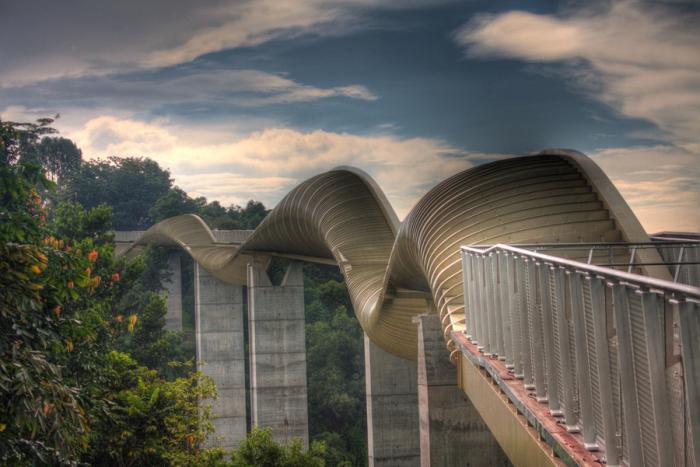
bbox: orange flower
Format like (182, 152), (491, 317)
(85, 267), (92, 275)
(67, 281), (74, 289)
(52, 306), (62, 317)
(127, 314), (138, 332)
(87, 250), (98, 262)
(115, 315), (124, 323)
(43, 403), (51, 415)
(111, 272), (120, 282)
(29, 265), (42, 274)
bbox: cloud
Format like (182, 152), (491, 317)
(591, 145), (700, 233)
(454, 1), (700, 149)
(0, 0), (454, 86)
(0, 69), (377, 114)
(454, 1), (700, 233)
(66, 115), (489, 217)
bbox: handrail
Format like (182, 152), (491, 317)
(462, 244), (700, 298)
(460, 243), (700, 466)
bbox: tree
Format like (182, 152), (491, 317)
(303, 265), (367, 466)
(0, 117), (57, 166)
(149, 187), (204, 224)
(0, 126), (88, 463)
(84, 352), (217, 467)
(230, 427), (326, 467)
(63, 157), (172, 230)
(35, 137), (82, 184)
(0, 120), (223, 465)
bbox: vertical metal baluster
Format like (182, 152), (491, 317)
(510, 254), (523, 376)
(612, 283), (643, 467)
(590, 276), (619, 465)
(527, 261), (547, 402)
(481, 254), (492, 355)
(570, 271), (598, 450)
(627, 247), (636, 274)
(462, 252), (473, 340)
(471, 253), (481, 345)
(639, 290), (675, 464)
(674, 247), (685, 283)
(539, 263), (560, 413)
(477, 255), (488, 353)
(472, 254), (482, 348)
(500, 252), (514, 366)
(518, 258), (533, 386)
(485, 254), (496, 357)
(491, 253), (504, 359)
(554, 267), (579, 432)
(679, 299), (700, 466)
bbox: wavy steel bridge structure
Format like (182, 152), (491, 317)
(125, 150), (661, 359)
(122, 149), (700, 465)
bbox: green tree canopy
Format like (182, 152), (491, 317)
(63, 157), (172, 230)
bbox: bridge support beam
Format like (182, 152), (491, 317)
(414, 314), (509, 467)
(163, 251), (183, 331)
(194, 264), (247, 449)
(365, 337), (421, 467)
(247, 261), (309, 447)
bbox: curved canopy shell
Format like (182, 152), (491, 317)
(123, 150), (666, 360)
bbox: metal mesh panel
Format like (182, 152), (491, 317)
(548, 267), (565, 410)
(629, 290), (659, 466)
(582, 278), (605, 445)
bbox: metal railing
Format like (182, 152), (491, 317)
(469, 241), (700, 286)
(461, 244), (700, 467)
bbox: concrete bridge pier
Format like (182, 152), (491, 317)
(247, 261), (309, 447)
(194, 264), (247, 449)
(365, 336), (421, 466)
(163, 251), (183, 331)
(414, 314), (509, 467)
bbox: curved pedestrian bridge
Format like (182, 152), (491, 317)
(117, 149), (700, 466)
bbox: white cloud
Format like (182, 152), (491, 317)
(63, 115), (700, 232)
(0, 0), (454, 86)
(0, 69), (377, 112)
(454, 1), (700, 149)
(591, 145), (700, 233)
(66, 115), (485, 217)
(454, 1), (700, 233)
(0, 105), (55, 122)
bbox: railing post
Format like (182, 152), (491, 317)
(589, 276), (619, 465)
(679, 299), (700, 466)
(539, 263), (560, 414)
(516, 257), (532, 385)
(475, 255), (487, 352)
(553, 267), (579, 432)
(570, 272), (597, 450)
(461, 252), (473, 340)
(499, 252), (514, 366)
(489, 253), (504, 359)
(639, 290), (675, 464)
(526, 260), (547, 402)
(612, 284), (643, 467)
(506, 253), (520, 372)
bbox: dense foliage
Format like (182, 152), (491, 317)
(1, 118), (368, 465)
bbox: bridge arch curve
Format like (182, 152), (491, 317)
(122, 150), (660, 360)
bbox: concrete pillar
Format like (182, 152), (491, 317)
(365, 336), (421, 467)
(194, 264), (247, 450)
(163, 252), (183, 331)
(414, 314), (509, 467)
(247, 261), (309, 446)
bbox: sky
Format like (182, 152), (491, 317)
(1, 0), (698, 233)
